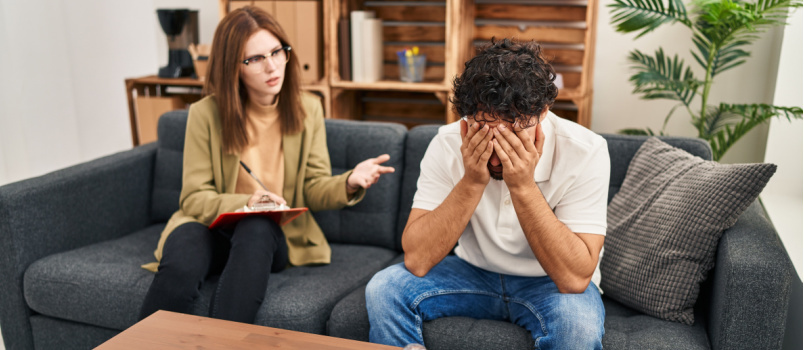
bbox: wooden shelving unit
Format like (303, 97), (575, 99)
(471, 0), (598, 127)
(125, 75), (204, 146)
(324, 0), (472, 127)
(218, 0), (597, 128)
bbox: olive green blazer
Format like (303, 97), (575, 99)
(142, 93), (364, 272)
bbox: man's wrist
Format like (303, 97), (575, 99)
(458, 177), (488, 194)
(508, 180), (540, 197)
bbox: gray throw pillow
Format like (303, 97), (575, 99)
(600, 137), (776, 325)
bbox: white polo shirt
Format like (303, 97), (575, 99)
(412, 111), (610, 277)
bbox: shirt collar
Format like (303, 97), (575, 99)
(533, 112), (556, 182)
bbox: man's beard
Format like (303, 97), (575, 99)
(488, 162), (503, 181)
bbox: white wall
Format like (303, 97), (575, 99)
(763, 8), (803, 280)
(0, 0), (217, 187)
(591, 0), (786, 164)
(1, 1), (83, 185)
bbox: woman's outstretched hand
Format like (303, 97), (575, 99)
(347, 154), (395, 193)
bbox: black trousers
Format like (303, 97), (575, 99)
(139, 216), (288, 323)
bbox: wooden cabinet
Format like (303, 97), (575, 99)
(324, 0), (469, 128)
(218, 0), (597, 128)
(125, 75), (204, 146)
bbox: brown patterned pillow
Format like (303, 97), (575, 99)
(600, 137), (776, 325)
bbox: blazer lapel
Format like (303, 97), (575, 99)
(283, 130), (302, 202)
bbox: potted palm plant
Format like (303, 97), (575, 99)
(610, 0), (802, 161)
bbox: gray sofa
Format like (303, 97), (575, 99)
(0, 110), (795, 349)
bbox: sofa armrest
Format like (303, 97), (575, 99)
(0, 143), (157, 350)
(707, 201), (794, 350)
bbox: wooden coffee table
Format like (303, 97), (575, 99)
(96, 310), (401, 349)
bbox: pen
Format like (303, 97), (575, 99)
(239, 161), (269, 192)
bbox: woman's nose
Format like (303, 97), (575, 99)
(264, 59), (279, 72)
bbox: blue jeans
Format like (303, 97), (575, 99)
(366, 256), (604, 349)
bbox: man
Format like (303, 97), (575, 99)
(366, 39), (609, 349)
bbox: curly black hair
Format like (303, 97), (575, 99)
(451, 38), (558, 128)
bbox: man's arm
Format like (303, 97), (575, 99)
(493, 122), (604, 293)
(402, 180), (483, 277)
(402, 121), (493, 277)
(511, 183), (604, 293)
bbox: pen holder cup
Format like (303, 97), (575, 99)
(399, 55), (426, 83)
(193, 58), (209, 81)
(189, 43), (211, 81)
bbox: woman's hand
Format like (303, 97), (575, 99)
(347, 154), (395, 193)
(247, 190), (287, 208)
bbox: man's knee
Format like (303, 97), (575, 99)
(366, 263), (410, 310)
(549, 294), (604, 348)
(559, 315), (603, 347)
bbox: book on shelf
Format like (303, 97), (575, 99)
(338, 18), (351, 81)
(350, 11), (370, 82)
(349, 11), (383, 83)
(362, 18), (383, 82)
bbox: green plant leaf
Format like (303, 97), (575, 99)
(627, 49), (700, 106)
(710, 39), (751, 75)
(660, 104), (684, 133)
(753, 0), (803, 22)
(609, 0), (692, 37)
(611, 0), (802, 162)
(692, 0), (801, 78)
(702, 103), (803, 160)
(691, 34), (711, 69)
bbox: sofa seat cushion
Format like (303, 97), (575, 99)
(328, 284), (710, 349)
(602, 295), (709, 349)
(254, 243), (398, 334)
(24, 225), (398, 334)
(23, 225), (165, 330)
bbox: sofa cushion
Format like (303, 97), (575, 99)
(327, 282), (709, 349)
(23, 225), (165, 330)
(602, 134), (712, 203)
(602, 295), (710, 349)
(151, 110), (188, 222)
(254, 243), (398, 334)
(313, 119), (407, 251)
(24, 225), (398, 333)
(600, 137), (776, 325)
(327, 254), (404, 340)
(30, 315), (123, 349)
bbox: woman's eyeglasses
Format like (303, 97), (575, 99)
(241, 46), (292, 73)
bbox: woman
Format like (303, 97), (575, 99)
(139, 6), (394, 323)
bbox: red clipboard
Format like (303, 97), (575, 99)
(209, 207), (308, 230)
